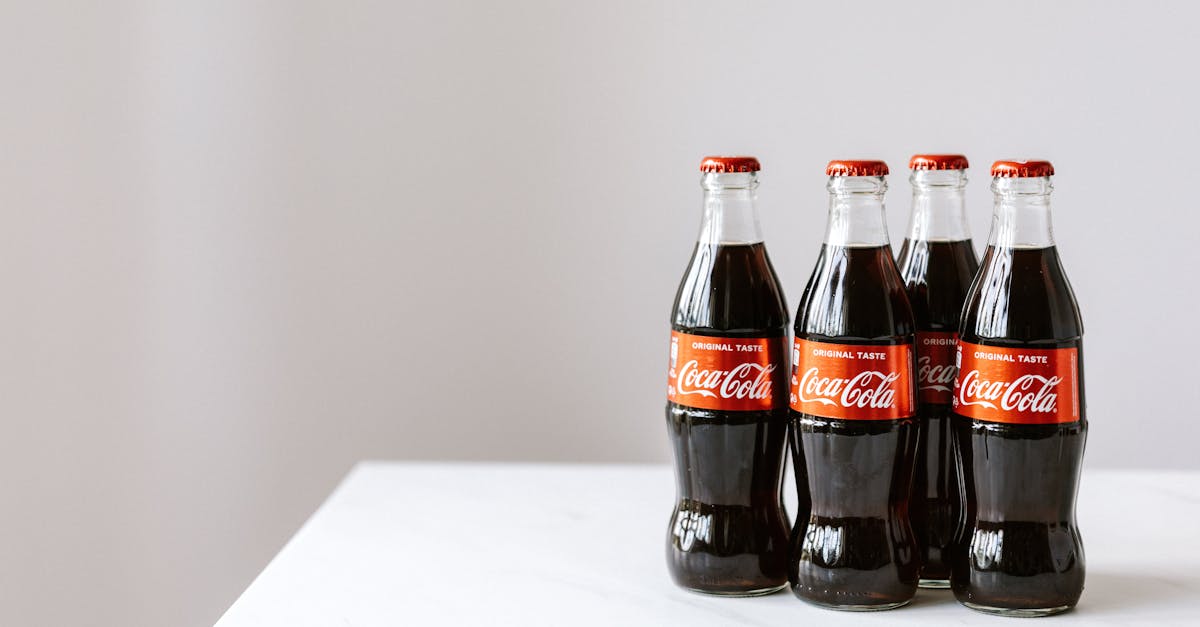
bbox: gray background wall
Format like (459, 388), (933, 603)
(1, 1), (1196, 625)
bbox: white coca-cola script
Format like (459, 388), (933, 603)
(917, 355), (956, 392)
(957, 369), (1061, 413)
(676, 360), (775, 401)
(797, 367), (899, 409)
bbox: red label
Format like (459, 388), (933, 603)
(788, 338), (915, 420)
(952, 341), (1080, 424)
(666, 331), (786, 411)
(917, 331), (958, 404)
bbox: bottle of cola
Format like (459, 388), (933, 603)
(665, 156), (790, 596)
(895, 154), (979, 589)
(787, 160), (919, 610)
(950, 160), (1086, 616)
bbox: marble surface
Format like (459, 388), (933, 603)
(217, 463), (1200, 626)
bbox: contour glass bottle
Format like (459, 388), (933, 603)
(950, 159), (1086, 616)
(895, 154), (979, 588)
(666, 156), (790, 596)
(788, 160), (919, 610)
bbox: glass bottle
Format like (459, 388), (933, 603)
(666, 156), (790, 596)
(950, 159), (1086, 616)
(895, 154), (979, 588)
(788, 160), (919, 610)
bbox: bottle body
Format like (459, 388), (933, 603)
(666, 160), (790, 596)
(895, 160), (979, 587)
(787, 164), (919, 610)
(950, 164), (1086, 616)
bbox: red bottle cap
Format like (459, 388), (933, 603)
(909, 154), (969, 171)
(826, 160), (889, 176)
(991, 159), (1054, 178)
(700, 156), (761, 173)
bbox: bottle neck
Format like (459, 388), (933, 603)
(906, 169), (971, 242)
(823, 175), (889, 247)
(697, 172), (763, 245)
(987, 176), (1056, 249)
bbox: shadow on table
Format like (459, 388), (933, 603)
(1079, 570), (1200, 614)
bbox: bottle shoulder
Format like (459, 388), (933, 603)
(671, 242), (789, 335)
(795, 244), (915, 341)
(960, 245), (1083, 343)
(896, 239), (980, 331)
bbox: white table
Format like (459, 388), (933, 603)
(218, 463), (1200, 626)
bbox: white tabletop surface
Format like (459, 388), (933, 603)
(218, 463), (1200, 626)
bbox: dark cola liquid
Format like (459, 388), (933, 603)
(952, 245), (1086, 615)
(667, 242), (790, 595)
(895, 239), (978, 585)
(789, 244), (918, 609)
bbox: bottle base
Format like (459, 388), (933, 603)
(961, 601), (1073, 617)
(919, 578), (950, 589)
(683, 582), (787, 598)
(796, 597), (911, 612)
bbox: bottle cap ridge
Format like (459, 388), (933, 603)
(700, 156), (761, 173)
(991, 159), (1054, 178)
(826, 160), (889, 177)
(909, 154), (969, 171)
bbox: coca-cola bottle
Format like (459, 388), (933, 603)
(895, 154), (979, 589)
(666, 156), (790, 596)
(787, 160), (919, 610)
(950, 159), (1086, 616)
